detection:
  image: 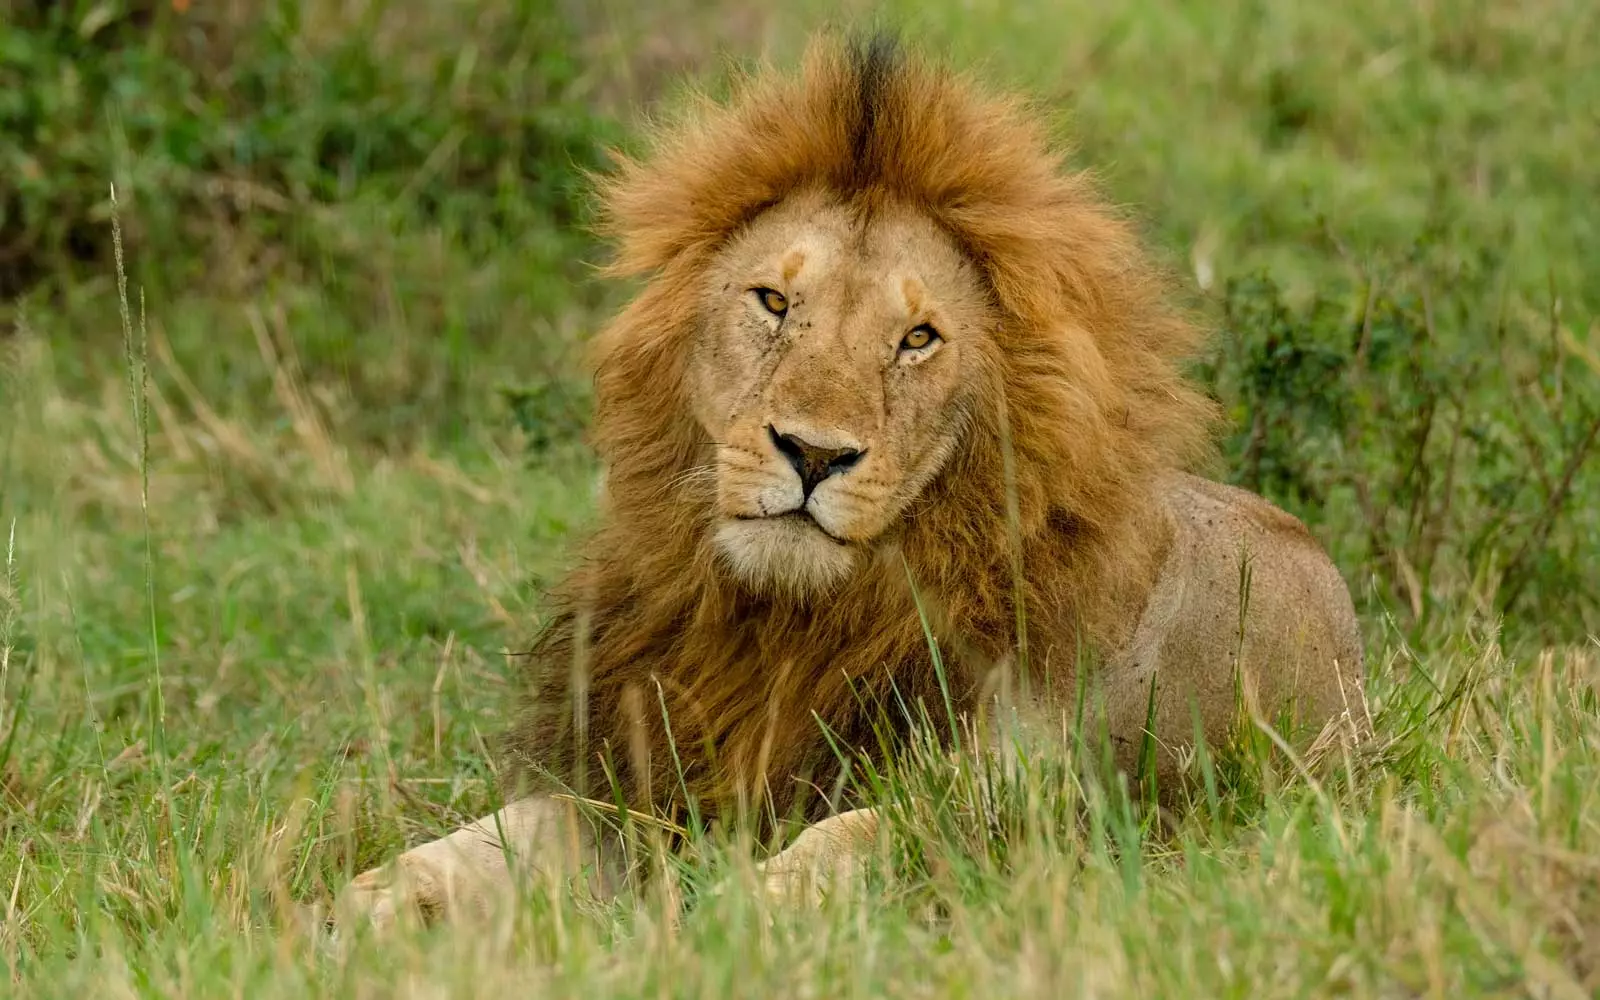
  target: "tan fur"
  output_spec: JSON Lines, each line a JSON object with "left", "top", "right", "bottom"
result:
{"left": 334, "top": 34, "right": 1366, "bottom": 932}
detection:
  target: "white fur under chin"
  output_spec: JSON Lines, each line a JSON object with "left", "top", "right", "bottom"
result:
{"left": 714, "top": 517, "right": 857, "bottom": 596}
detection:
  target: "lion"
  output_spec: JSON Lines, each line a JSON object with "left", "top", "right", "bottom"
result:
{"left": 334, "top": 34, "right": 1366, "bottom": 930}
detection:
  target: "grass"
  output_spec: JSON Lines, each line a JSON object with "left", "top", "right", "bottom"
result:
{"left": 2, "top": 0, "right": 1599, "bottom": 995}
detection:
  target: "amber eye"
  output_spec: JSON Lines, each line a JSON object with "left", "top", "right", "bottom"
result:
{"left": 900, "top": 324, "right": 941, "bottom": 352}
{"left": 754, "top": 287, "right": 788, "bottom": 317}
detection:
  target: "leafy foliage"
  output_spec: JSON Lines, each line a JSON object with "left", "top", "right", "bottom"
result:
{"left": 1203, "top": 228, "right": 1600, "bottom": 638}
{"left": 1, "top": 0, "right": 612, "bottom": 299}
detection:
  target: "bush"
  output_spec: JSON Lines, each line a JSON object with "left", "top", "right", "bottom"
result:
{"left": 1, "top": 0, "right": 619, "bottom": 447}
{"left": 1202, "top": 220, "right": 1600, "bottom": 640}
{"left": 1, "top": 0, "right": 612, "bottom": 297}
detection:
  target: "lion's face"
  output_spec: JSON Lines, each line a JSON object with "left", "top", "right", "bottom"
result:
{"left": 689, "top": 191, "right": 999, "bottom": 595}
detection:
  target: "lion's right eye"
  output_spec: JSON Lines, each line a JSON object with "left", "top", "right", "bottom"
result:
{"left": 753, "top": 287, "right": 788, "bottom": 318}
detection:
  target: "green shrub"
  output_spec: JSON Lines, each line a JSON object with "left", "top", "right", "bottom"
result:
{"left": 1, "top": 0, "right": 612, "bottom": 297}
{"left": 1202, "top": 221, "right": 1600, "bottom": 640}
{"left": 1, "top": 0, "right": 622, "bottom": 455}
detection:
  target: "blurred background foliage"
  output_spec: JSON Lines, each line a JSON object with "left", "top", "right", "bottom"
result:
{"left": 2, "top": 0, "right": 613, "bottom": 447}
{"left": 2, "top": 0, "right": 1596, "bottom": 641}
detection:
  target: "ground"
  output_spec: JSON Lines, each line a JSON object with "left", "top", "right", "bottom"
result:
{"left": 1, "top": 0, "right": 1598, "bottom": 996}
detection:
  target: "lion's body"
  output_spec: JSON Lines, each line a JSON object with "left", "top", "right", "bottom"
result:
{"left": 1110, "top": 473, "right": 1365, "bottom": 781}
{"left": 334, "top": 35, "right": 1367, "bottom": 931}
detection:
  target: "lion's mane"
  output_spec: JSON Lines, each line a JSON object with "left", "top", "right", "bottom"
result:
{"left": 504, "top": 34, "right": 1218, "bottom": 831}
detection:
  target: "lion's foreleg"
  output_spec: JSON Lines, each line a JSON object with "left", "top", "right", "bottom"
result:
{"left": 334, "top": 795, "right": 618, "bottom": 933}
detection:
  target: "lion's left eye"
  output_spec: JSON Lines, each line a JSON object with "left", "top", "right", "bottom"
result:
{"left": 753, "top": 287, "right": 788, "bottom": 318}
{"left": 900, "top": 324, "right": 941, "bottom": 353}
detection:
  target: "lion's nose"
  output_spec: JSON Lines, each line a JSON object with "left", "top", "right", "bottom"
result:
{"left": 768, "top": 425, "right": 865, "bottom": 498}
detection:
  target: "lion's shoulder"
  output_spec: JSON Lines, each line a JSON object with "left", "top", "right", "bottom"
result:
{"left": 1158, "top": 472, "right": 1318, "bottom": 548}
{"left": 1147, "top": 470, "right": 1362, "bottom": 672}
{"left": 1104, "top": 473, "right": 1367, "bottom": 775}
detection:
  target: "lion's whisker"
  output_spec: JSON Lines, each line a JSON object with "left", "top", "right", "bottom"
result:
{"left": 654, "top": 464, "right": 718, "bottom": 501}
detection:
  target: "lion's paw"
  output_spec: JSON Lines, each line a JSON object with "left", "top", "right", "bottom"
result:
{"left": 757, "top": 863, "right": 831, "bottom": 910}
{"left": 754, "top": 814, "right": 876, "bottom": 911}
{"left": 333, "top": 854, "right": 448, "bottom": 936}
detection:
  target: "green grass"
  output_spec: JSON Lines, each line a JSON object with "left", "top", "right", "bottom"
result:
{"left": 2, "top": 0, "right": 1599, "bottom": 995}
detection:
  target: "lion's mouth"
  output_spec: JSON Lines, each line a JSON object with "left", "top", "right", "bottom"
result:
{"left": 733, "top": 509, "right": 851, "bottom": 546}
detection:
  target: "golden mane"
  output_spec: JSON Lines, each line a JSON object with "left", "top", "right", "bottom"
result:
{"left": 505, "top": 34, "right": 1218, "bottom": 831}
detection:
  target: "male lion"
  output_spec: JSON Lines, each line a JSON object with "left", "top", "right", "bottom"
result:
{"left": 336, "top": 35, "right": 1366, "bottom": 929}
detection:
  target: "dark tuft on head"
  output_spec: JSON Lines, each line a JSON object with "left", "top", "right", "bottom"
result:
{"left": 845, "top": 31, "right": 903, "bottom": 188}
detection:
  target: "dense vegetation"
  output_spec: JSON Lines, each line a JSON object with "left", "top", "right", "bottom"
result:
{"left": 2, "top": 0, "right": 1596, "bottom": 994}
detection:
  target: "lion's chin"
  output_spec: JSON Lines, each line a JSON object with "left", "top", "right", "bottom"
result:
{"left": 713, "top": 515, "right": 857, "bottom": 596}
